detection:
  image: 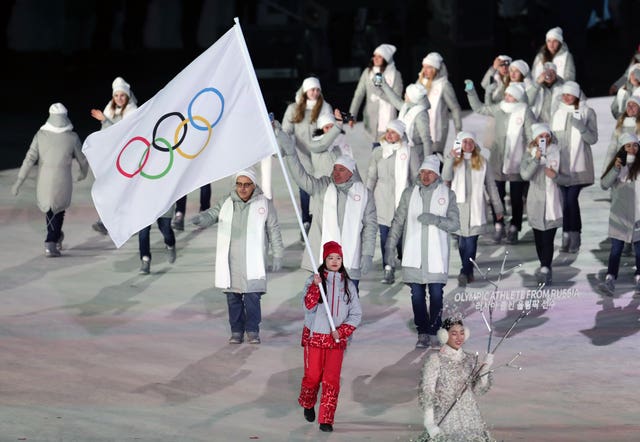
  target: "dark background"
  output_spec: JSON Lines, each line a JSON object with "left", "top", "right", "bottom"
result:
{"left": 2, "top": 0, "right": 638, "bottom": 170}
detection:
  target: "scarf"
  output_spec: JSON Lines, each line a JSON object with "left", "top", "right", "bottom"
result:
{"left": 399, "top": 103, "right": 427, "bottom": 146}
{"left": 214, "top": 195, "right": 268, "bottom": 289}
{"left": 451, "top": 159, "right": 487, "bottom": 227}
{"left": 369, "top": 64, "right": 397, "bottom": 133}
{"left": 552, "top": 102, "right": 587, "bottom": 173}
{"left": 427, "top": 77, "right": 446, "bottom": 142}
{"left": 381, "top": 141, "right": 410, "bottom": 208}
{"left": 320, "top": 181, "right": 367, "bottom": 270}
{"left": 402, "top": 184, "right": 449, "bottom": 274}
{"left": 536, "top": 146, "right": 563, "bottom": 222}
{"left": 499, "top": 101, "right": 527, "bottom": 174}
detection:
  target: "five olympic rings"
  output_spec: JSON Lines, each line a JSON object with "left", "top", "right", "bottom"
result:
{"left": 115, "top": 87, "right": 224, "bottom": 179}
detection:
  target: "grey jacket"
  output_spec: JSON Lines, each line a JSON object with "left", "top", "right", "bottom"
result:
{"left": 380, "top": 81, "right": 433, "bottom": 158}
{"left": 285, "top": 152, "right": 377, "bottom": 279}
{"left": 366, "top": 143, "right": 422, "bottom": 226}
{"left": 553, "top": 105, "right": 598, "bottom": 186}
{"left": 601, "top": 166, "right": 640, "bottom": 243}
{"left": 198, "top": 186, "right": 284, "bottom": 293}
{"left": 282, "top": 100, "right": 337, "bottom": 174}
{"left": 350, "top": 66, "right": 404, "bottom": 139}
{"left": 418, "top": 73, "right": 463, "bottom": 153}
{"left": 481, "top": 67, "right": 507, "bottom": 104}
{"left": 302, "top": 271, "right": 362, "bottom": 336}
{"left": 520, "top": 145, "right": 569, "bottom": 231}
{"left": 466, "top": 88, "right": 535, "bottom": 181}
{"left": 442, "top": 155, "right": 504, "bottom": 236}
{"left": 16, "top": 129, "right": 89, "bottom": 214}
{"left": 386, "top": 177, "right": 460, "bottom": 284}
{"left": 529, "top": 77, "right": 565, "bottom": 123}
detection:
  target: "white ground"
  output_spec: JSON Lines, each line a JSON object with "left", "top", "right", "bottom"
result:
{"left": 1, "top": 97, "right": 639, "bottom": 441}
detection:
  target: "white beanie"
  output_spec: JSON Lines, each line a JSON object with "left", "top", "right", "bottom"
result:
{"left": 374, "top": 44, "right": 396, "bottom": 62}
{"left": 626, "top": 95, "right": 640, "bottom": 108}
{"left": 561, "top": 81, "right": 581, "bottom": 98}
{"left": 543, "top": 62, "right": 557, "bottom": 72}
{"left": 386, "top": 119, "right": 406, "bottom": 137}
{"left": 112, "top": 77, "right": 131, "bottom": 96}
{"left": 627, "top": 63, "right": 640, "bottom": 80}
{"left": 420, "top": 154, "right": 441, "bottom": 175}
{"left": 405, "top": 83, "right": 427, "bottom": 104}
{"left": 317, "top": 113, "right": 335, "bottom": 129}
{"left": 619, "top": 132, "right": 639, "bottom": 148}
{"left": 334, "top": 155, "right": 357, "bottom": 173}
{"left": 546, "top": 27, "right": 564, "bottom": 43}
{"left": 302, "top": 77, "right": 321, "bottom": 93}
{"left": 510, "top": 59, "right": 530, "bottom": 77}
{"left": 422, "top": 52, "right": 443, "bottom": 70}
{"left": 49, "top": 103, "right": 68, "bottom": 115}
{"left": 235, "top": 168, "right": 257, "bottom": 184}
{"left": 531, "top": 123, "right": 552, "bottom": 140}
{"left": 505, "top": 83, "right": 526, "bottom": 102}
{"left": 456, "top": 131, "right": 477, "bottom": 145}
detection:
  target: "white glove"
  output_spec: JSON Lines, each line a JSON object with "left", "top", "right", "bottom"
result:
{"left": 11, "top": 182, "right": 20, "bottom": 196}
{"left": 190, "top": 214, "right": 203, "bottom": 226}
{"left": 480, "top": 353, "right": 494, "bottom": 375}
{"left": 424, "top": 408, "right": 441, "bottom": 438}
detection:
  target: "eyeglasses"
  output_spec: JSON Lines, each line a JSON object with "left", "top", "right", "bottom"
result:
{"left": 235, "top": 182, "right": 254, "bottom": 189}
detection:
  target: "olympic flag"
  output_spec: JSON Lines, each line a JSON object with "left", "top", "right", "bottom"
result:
{"left": 83, "top": 20, "right": 277, "bottom": 247}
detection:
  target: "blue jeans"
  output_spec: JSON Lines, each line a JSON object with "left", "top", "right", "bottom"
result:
{"left": 458, "top": 235, "right": 478, "bottom": 277}
{"left": 560, "top": 185, "right": 585, "bottom": 232}
{"left": 607, "top": 238, "right": 640, "bottom": 279}
{"left": 175, "top": 183, "right": 212, "bottom": 214}
{"left": 138, "top": 218, "right": 176, "bottom": 260}
{"left": 380, "top": 224, "right": 402, "bottom": 268}
{"left": 45, "top": 210, "right": 64, "bottom": 243}
{"left": 408, "top": 283, "right": 444, "bottom": 335}
{"left": 495, "top": 180, "right": 525, "bottom": 230}
{"left": 225, "top": 292, "right": 263, "bottom": 334}
{"left": 299, "top": 188, "right": 312, "bottom": 224}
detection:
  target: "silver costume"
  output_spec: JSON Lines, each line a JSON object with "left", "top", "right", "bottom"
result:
{"left": 416, "top": 345, "right": 494, "bottom": 441}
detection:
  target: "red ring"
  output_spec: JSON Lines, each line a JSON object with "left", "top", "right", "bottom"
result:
{"left": 116, "top": 136, "right": 151, "bottom": 178}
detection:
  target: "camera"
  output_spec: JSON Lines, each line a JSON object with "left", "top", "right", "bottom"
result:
{"left": 340, "top": 111, "right": 355, "bottom": 124}
{"left": 573, "top": 110, "right": 581, "bottom": 120}
{"left": 617, "top": 149, "right": 627, "bottom": 167}
{"left": 538, "top": 137, "right": 546, "bottom": 155}
{"left": 373, "top": 72, "right": 383, "bottom": 87}
{"left": 453, "top": 140, "right": 462, "bottom": 158}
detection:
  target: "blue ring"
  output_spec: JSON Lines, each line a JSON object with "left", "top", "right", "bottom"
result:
{"left": 188, "top": 87, "right": 224, "bottom": 131}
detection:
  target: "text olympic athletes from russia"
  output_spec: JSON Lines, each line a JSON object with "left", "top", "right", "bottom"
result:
{"left": 453, "top": 288, "right": 580, "bottom": 312}
{"left": 116, "top": 87, "right": 225, "bottom": 179}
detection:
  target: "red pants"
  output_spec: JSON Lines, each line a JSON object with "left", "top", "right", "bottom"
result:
{"left": 298, "top": 345, "right": 344, "bottom": 424}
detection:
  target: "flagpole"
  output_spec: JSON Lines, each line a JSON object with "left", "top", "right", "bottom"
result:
{"left": 232, "top": 18, "right": 339, "bottom": 339}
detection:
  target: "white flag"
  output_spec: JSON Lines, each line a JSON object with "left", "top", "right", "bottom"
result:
{"left": 83, "top": 21, "right": 276, "bottom": 247}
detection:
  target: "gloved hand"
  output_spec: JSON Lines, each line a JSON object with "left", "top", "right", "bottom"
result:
{"left": 464, "top": 79, "right": 474, "bottom": 92}
{"left": 276, "top": 131, "right": 296, "bottom": 156}
{"left": 570, "top": 116, "right": 586, "bottom": 132}
{"left": 424, "top": 408, "right": 442, "bottom": 438}
{"left": 190, "top": 214, "right": 203, "bottom": 226}
{"left": 271, "top": 256, "right": 283, "bottom": 272}
{"left": 75, "top": 173, "right": 87, "bottom": 182}
{"left": 11, "top": 182, "right": 21, "bottom": 196}
{"left": 417, "top": 213, "right": 440, "bottom": 226}
{"left": 360, "top": 254, "right": 373, "bottom": 274}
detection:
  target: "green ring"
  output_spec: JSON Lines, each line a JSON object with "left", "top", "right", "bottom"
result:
{"left": 140, "top": 137, "right": 174, "bottom": 179}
